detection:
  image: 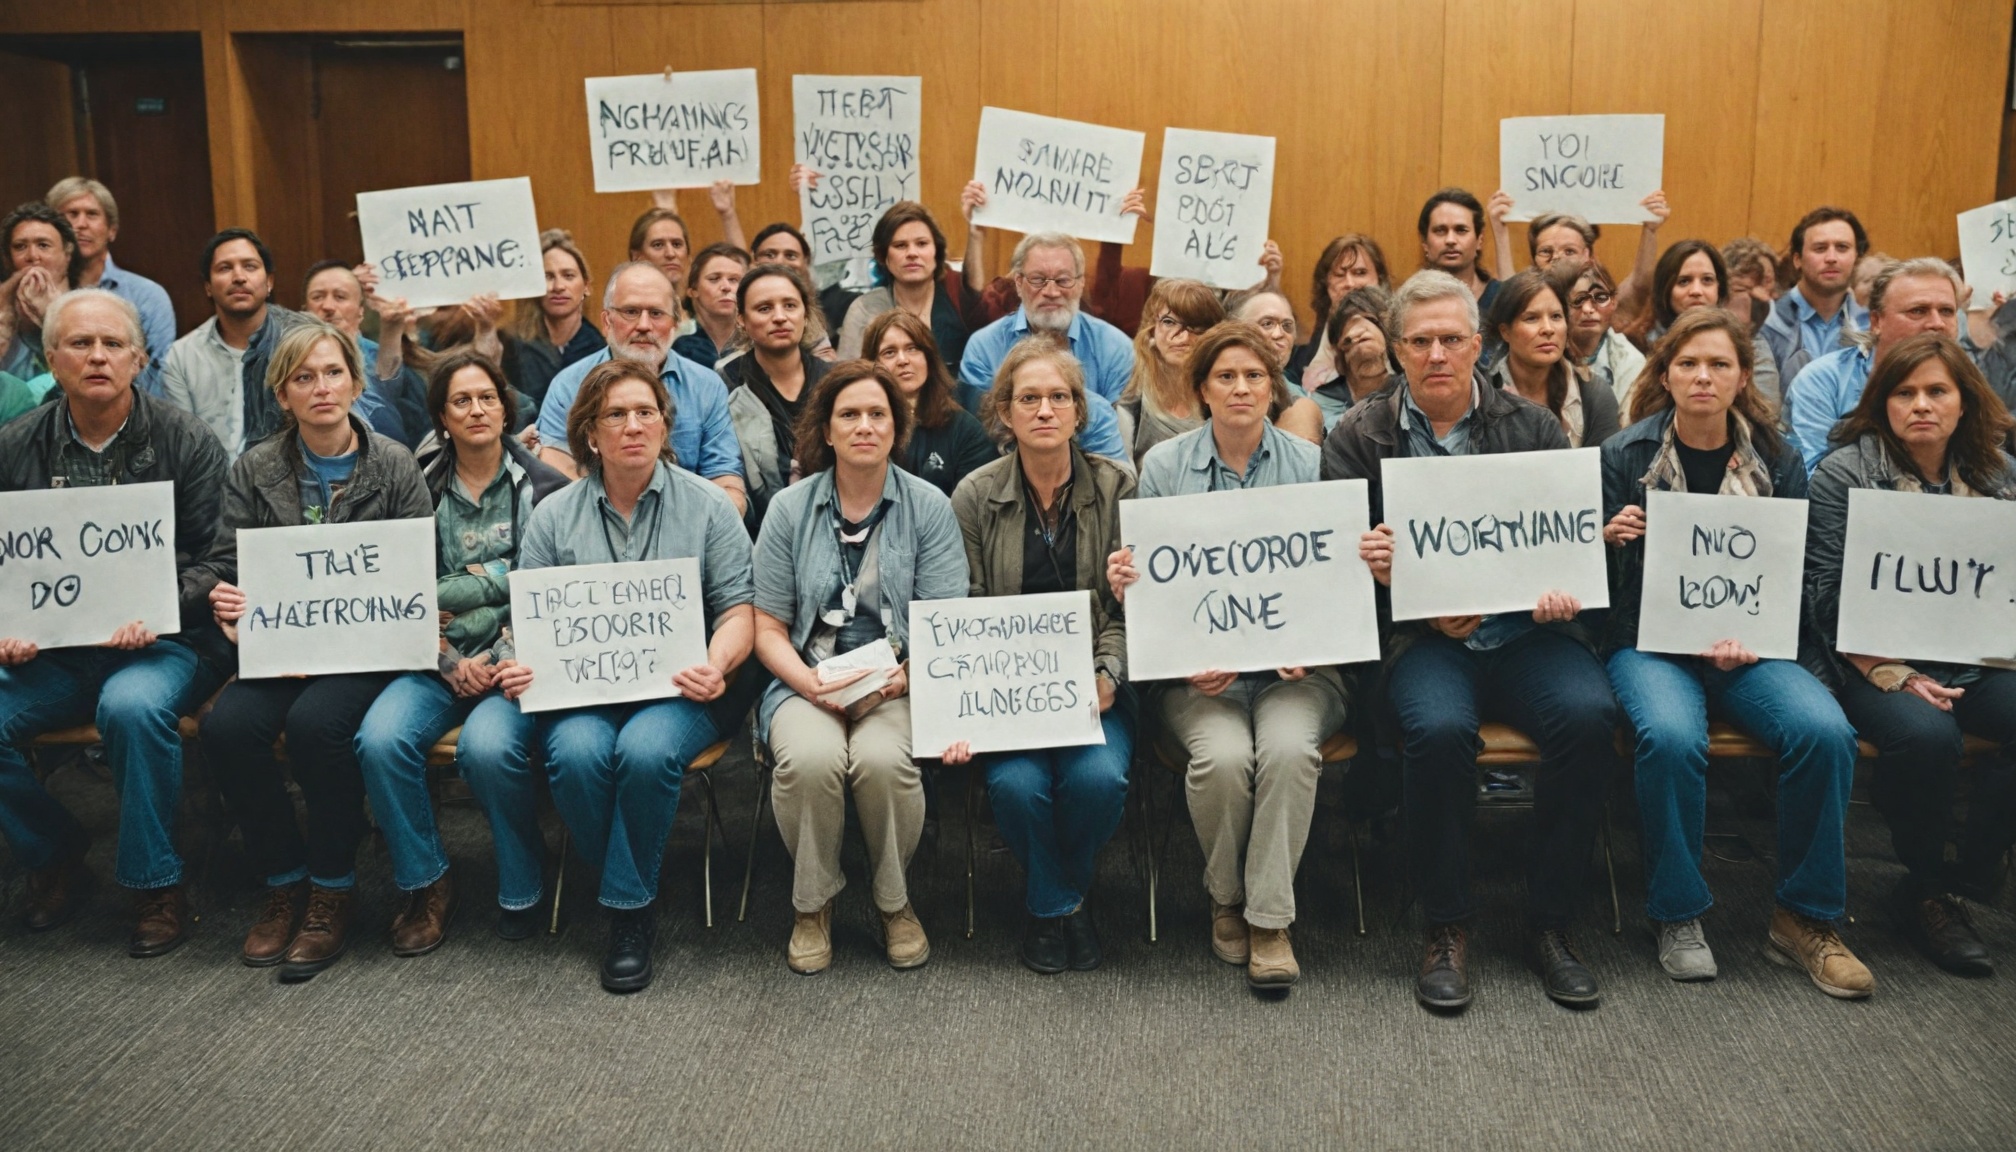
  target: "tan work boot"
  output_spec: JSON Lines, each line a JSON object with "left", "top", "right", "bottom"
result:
{"left": 1766, "top": 905, "right": 1875, "bottom": 999}
{"left": 787, "top": 901, "right": 833, "bottom": 975}
{"left": 1210, "top": 899, "right": 1248, "bottom": 965}
{"left": 1248, "top": 925, "right": 1300, "bottom": 989}
{"left": 881, "top": 903, "right": 930, "bottom": 970}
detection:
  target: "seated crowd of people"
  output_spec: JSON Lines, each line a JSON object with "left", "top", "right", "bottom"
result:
{"left": 2, "top": 172, "right": 2013, "bottom": 1012}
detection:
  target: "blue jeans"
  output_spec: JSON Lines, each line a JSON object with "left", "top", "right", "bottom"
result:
{"left": 1386, "top": 628, "right": 1619, "bottom": 928}
{"left": 355, "top": 674, "right": 543, "bottom": 909}
{"left": 1608, "top": 649, "right": 1857, "bottom": 922}
{"left": 0, "top": 643, "right": 222, "bottom": 888}
{"left": 541, "top": 697, "right": 720, "bottom": 910}
{"left": 985, "top": 714, "right": 1134, "bottom": 918}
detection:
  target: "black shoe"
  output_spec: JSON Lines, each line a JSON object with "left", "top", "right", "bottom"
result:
{"left": 1896, "top": 888, "right": 1993, "bottom": 977}
{"left": 1020, "top": 915, "right": 1069, "bottom": 975}
{"left": 1416, "top": 923, "right": 1472, "bottom": 1010}
{"left": 496, "top": 904, "right": 541, "bottom": 942}
{"left": 1062, "top": 906, "right": 1101, "bottom": 971}
{"left": 1535, "top": 928, "right": 1600, "bottom": 1007}
{"left": 600, "top": 908, "right": 655, "bottom": 993}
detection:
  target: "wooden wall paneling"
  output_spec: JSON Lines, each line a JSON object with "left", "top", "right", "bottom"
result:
{"left": 0, "top": 51, "right": 77, "bottom": 211}
{"left": 225, "top": 35, "right": 322, "bottom": 296}
{"left": 975, "top": 0, "right": 1061, "bottom": 274}
{"left": 1569, "top": 0, "right": 1764, "bottom": 279}
{"left": 1862, "top": 0, "right": 2008, "bottom": 261}
{"left": 1438, "top": 0, "right": 1573, "bottom": 281}
{"left": 314, "top": 47, "right": 474, "bottom": 281}
{"left": 1747, "top": 0, "right": 1888, "bottom": 256}
{"left": 80, "top": 0, "right": 203, "bottom": 32}
{"left": 201, "top": 26, "right": 245, "bottom": 228}
{"left": 463, "top": 0, "right": 617, "bottom": 286}
{"left": 216, "top": 0, "right": 465, "bottom": 33}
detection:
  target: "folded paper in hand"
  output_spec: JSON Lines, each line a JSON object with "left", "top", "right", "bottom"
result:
{"left": 815, "top": 639, "right": 899, "bottom": 708}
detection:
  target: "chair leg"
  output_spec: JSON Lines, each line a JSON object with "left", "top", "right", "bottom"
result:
{"left": 1602, "top": 798, "right": 1621, "bottom": 937}
{"left": 1350, "top": 822, "right": 1367, "bottom": 937}
{"left": 963, "top": 765, "right": 978, "bottom": 940}
{"left": 737, "top": 759, "right": 771, "bottom": 923}
{"left": 698, "top": 770, "right": 717, "bottom": 929}
{"left": 549, "top": 830, "right": 570, "bottom": 936}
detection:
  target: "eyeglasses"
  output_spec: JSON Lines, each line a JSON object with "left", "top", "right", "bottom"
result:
{"left": 597, "top": 406, "right": 664, "bottom": 428}
{"left": 1020, "top": 274, "right": 1078, "bottom": 293}
{"left": 610, "top": 305, "right": 675, "bottom": 324}
{"left": 447, "top": 392, "right": 503, "bottom": 413}
{"left": 1400, "top": 333, "right": 1473, "bottom": 354}
{"left": 1568, "top": 291, "right": 1614, "bottom": 310}
{"left": 1012, "top": 390, "right": 1077, "bottom": 410}
{"left": 1252, "top": 317, "right": 1297, "bottom": 336}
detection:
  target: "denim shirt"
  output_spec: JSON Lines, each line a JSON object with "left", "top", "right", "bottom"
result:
{"left": 751, "top": 463, "right": 969, "bottom": 733}
{"left": 1136, "top": 419, "right": 1319, "bottom": 498}
{"left": 534, "top": 348, "right": 745, "bottom": 481}
{"left": 98, "top": 253, "right": 177, "bottom": 398}
{"left": 958, "top": 306, "right": 1135, "bottom": 402}
{"left": 518, "top": 460, "right": 755, "bottom": 633}
{"left": 1783, "top": 344, "right": 1871, "bottom": 475}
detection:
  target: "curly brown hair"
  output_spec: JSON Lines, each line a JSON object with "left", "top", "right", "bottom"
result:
{"left": 1833, "top": 333, "right": 2014, "bottom": 489}
{"left": 793, "top": 360, "right": 912, "bottom": 475}
{"left": 1625, "top": 308, "right": 1784, "bottom": 457}
{"left": 565, "top": 358, "right": 677, "bottom": 472}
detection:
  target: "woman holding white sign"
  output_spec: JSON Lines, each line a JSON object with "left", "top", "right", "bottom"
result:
{"left": 1599, "top": 309, "right": 1867, "bottom": 995}
{"left": 752, "top": 361, "right": 968, "bottom": 975}
{"left": 1485, "top": 266, "right": 1620, "bottom": 449}
{"left": 1804, "top": 334, "right": 2016, "bottom": 979}
{"left": 504, "top": 358, "right": 756, "bottom": 993}
{"left": 354, "top": 351, "right": 568, "bottom": 957}
{"left": 944, "top": 340, "right": 1136, "bottom": 974}
{"left": 1108, "top": 321, "right": 1349, "bottom": 991}
{"left": 201, "top": 322, "right": 434, "bottom": 981}
{"left": 835, "top": 202, "right": 992, "bottom": 367}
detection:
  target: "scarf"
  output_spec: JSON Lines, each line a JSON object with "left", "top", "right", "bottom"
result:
{"left": 1638, "top": 410, "right": 1776, "bottom": 498}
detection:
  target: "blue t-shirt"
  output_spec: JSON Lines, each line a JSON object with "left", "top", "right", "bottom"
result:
{"left": 298, "top": 441, "right": 359, "bottom": 523}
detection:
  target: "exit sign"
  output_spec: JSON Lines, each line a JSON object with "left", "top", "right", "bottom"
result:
{"left": 134, "top": 97, "right": 167, "bottom": 115}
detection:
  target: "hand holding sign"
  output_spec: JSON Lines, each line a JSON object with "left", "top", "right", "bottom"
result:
{"left": 970, "top": 107, "right": 1145, "bottom": 244}
{"left": 1499, "top": 115, "right": 1665, "bottom": 225}
{"left": 235, "top": 519, "right": 440, "bottom": 679}
{"left": 793, "top": 75, "right": 921, "bottom": 266}
{"left": 1150, "top": 128, "right": 1277, "bottom": 290}
{"left": 356, "top": 178, "right": 545, "bottom": 311}
{"left": 1636, "top": 491, "right": 1808, "bottom": 660}
{"left": 0, "top": 483, "right": 180, "bottom": 651}
{"left": 585, "top": 70, "right": 761, "bottom": 193}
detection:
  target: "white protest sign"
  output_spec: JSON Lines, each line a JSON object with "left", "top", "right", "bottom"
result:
{"left": 1150, "top": 128, "right": 1275, "bottom": 290}
{"left": 970, "top": 107, "right": 1144, "bottom": 244}
{"left": 1835, "top": 488, "right": 2016, "bottom": 667}
{"left": 507, "top": 558, "right": 710, "bottom": 714}
{"left": 236, "top": 518, "right": 438, "bottom": 679}
{"left": 793, "top": 75, "right": 921, "bottom": 267}
{"left": 356, "top": 177, "right": 545, "bottom": 310}
{"left": 1499, "top": 115, "right": 1664, "bottom": 224}
{"left": 1384, "top": 449, "right": 1609, "bottom": 621}
{"left": 585, "top": 70, "right": 761, "bottom": 192}
{"left": 908, "top": 591, "right": 1104, "bottom": 755}
{"left": 0, "top": 483, "right": 180, "bottom": 649}
{"left": 1636, "top": 492, "right": 1809, "bottom": 660}
{"left": 1119, "top": 480, "right": 1378, "bottom": 680}
{"left": 1957, "top": 198, "right": 2016, "bottom": 306}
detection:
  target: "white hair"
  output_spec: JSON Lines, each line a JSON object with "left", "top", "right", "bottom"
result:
{"left": 1010, "top": 231, "right": 1085, "bottom": 278}
{"left": 1386, "top": 270, "right": 1478, "bottom": 340}
{"left": 42, "top": 288, "right": 148, "bottom": 366}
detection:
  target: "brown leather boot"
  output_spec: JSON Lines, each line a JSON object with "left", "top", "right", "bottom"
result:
{"left": 389, "top": 872, "right": 457, "bottom": 957}
{"left": 21, "top": 839, "right": 91, "bottom": 932}
{"left": 129, "top": 886, "right": 190, "bottom": 958}
{"left": 243, "top": 881, "right": 306, "bottom": 967}
{"left": 279, "top": 886, "right": 353, "bottom": 981}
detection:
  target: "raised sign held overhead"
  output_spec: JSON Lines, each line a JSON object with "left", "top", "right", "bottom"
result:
{"left": 507, "top": 558, "right": 711, "bottom": 715}
{"left": 1119, "top": 480, "right": 1378, "bottom": 680}
{"left": 1636, "top": 491, "right": 1809, "bottom": 660}
{"left": 793, "top": 75, "right": 921, "bottom": 268}
{"left": 0, "top": 483, "right": 180, "bottom": 650}
{"left": 1499, "top": 114, "right": 1664, "bottom": 225}
{"left": 1957, "top": 197, "right": 2016, "bottom": 305}
{"left": 235, "top": 518, "right": 439, "bottom": 679}
{"left": 1835, "top": 488, "right": 2016, "bottom": 668}
{"left": 1383, "top": 449, "right": 1609, "bottom": 621}
{"left": 1150, "top": 127, "right": 1276, "bottom": 291}
{"left": 970, "top": 107, "right": 1144, "bottom": 244}
{"left": 908, "top": 591, "right": 1104, "bottom": 756}
{"left": 356, "top": 177, "right": 545, "bottom": 311}
{"left": 586, "top": 69, "right": 762, "bottom": 193}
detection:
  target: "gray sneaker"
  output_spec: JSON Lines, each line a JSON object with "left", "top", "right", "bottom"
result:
{"left": 1656, "top": 918, "right": 1718, "bottom": 981}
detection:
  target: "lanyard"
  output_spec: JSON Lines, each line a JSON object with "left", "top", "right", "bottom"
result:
{"left": 828, "top": 499, "right": 889, "bottom": 620}
{"left": 598, "top": 486, "right": 664, "bottom": 562}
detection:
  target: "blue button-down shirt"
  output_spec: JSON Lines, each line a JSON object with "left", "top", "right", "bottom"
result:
{"left": 1136, "top": 419, "right": 1319, "bottom": 498}
{"left": 959, "top": 306, "right": 1134, "bottom": 403}
{"left": 535, "top": 348, "right": 744, "bottom": 481}
{"left": 1783, "top": 344, "right": 1872, "bottom": 475}
{"left": 97, "top": 253, "right": 178, "bottom": 398}
{"left": 1764, "top": 286, "right": 1867, "bottom": 385}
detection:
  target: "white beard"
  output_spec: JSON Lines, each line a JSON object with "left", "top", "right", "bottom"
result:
{"left": 1026, "top": 304, "right": 1075, "bottom": 335}
{"left": 610, "top": 341, "right": 668, "bottom": 372}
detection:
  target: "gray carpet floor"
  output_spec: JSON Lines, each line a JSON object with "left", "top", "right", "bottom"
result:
{"left": 3, "top": 742, "right": 2014, "bottom": 1152}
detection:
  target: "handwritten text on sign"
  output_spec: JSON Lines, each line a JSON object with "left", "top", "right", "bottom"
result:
{"left": 1636, "top": 491, "right": 1809, "bottom": 660}
{"left": 356, "top": 178, "right": 545, "bottom": 310}
{"left": 970, "top": 107, "right": 1144, "bottom": 244}
{"left": 1957, "top": 197, "right": 2016, "bottom": 305}
{"left": 1120, "top": 480, "right": 1378, "bottom": 680}
{"left": 793, "top": 75, "right": 921, "bottom": 266}
{"left": 1836, "top": 488, "right": 2016, "bottom": 668}
{"left": 1150, "top": 128, "right": 1276, "bottom": 290}
{"left": 0, "top": 483, "right": 180, "bottom": 649}
{"left": 586, "top": 70, "right": 761, "bottom": 192}
{"left": 236, "top": 518, "right": 438, "bottom": 678}
{"left": 1499, "top": 115, "right": 1664, "bottom": 225}
{"left": 908, "top": 591, "right": 1103, "bottom": 755}
{"left": 1384, "top": 449, "right": 1609, "bottom": 621}
{"left": 507, "top": 558, "right": 709, "bottom": 714}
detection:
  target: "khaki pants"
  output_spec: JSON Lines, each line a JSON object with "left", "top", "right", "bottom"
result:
{"left": 769, "top": 694, "right": 922, "bottom": 914}
{"left": 1161, "top": 672, "right": 1347, "bottom": 929}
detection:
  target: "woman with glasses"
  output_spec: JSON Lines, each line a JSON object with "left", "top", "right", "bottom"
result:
{"left": 1486, "top": 191, "right": 1669, "bottom": 323}
{"left": 1486, "top": 266, "right": 1620, "bottom": 448}
{"left": 1118, "top": 279, "right": 1225, "bottom": 462}
{"left": 723, "top": 263, "right": 829, "bottom": 530}
{"left": 752, "top": 362, "right": 968, "bottom": 975}
{"left": 865, "top": 309, "right": 995, "bottom": 496}
{"left": 354, "top": 350, "right": 569, "bottom": 957}
{"left": 1107, "top": 321, "right": 1350, "bottom": 992}
{"left": 1227, "top": 289, "right": 1326, "bottom": 442}
{"left": 506, "top": 357, "right": 757, "bottom": 993}
{"left": 941, "top": 341, "right": 1135, "bottom": 974}
{"left": 1564, "top": 263, "right": 1646, "bottom": 405}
